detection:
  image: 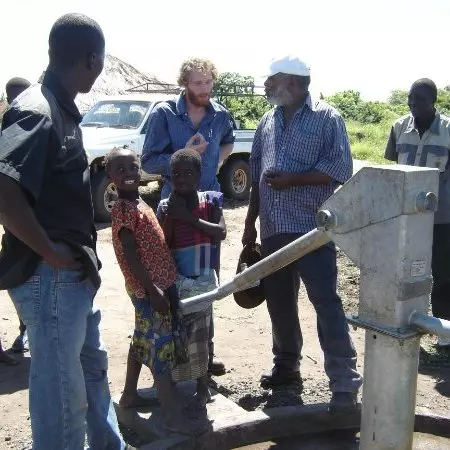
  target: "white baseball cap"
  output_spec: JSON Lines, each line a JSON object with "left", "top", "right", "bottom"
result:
{"left": 264, "top": 55, "right": 311, "bottom": 78}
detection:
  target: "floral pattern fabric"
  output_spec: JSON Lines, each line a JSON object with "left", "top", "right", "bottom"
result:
{"left": 111, "top": 199, "right": 177, "bottom": 298}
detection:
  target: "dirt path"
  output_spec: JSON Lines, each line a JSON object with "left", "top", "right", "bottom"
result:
{"left": 0, "top": 201, "right": 449, "bottom": 449}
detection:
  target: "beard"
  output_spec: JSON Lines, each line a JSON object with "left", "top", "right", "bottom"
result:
{"left": 185, "top": 87, "right": 211, "bottom": 107}
{"left": 266, "top": 87, "right": 294, "bottom": 106}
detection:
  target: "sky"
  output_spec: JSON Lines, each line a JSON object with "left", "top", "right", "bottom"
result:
{"left": 1, "top": 0, "right": 450, "bottom": 101}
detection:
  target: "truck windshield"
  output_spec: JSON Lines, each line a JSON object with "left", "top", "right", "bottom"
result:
{"left": 81, "top": 101, "right": 151, "bottom": 129}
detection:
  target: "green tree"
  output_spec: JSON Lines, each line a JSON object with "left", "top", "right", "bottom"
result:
{"left": 437, "top": 88, "right": 450, "bottom": 116}
{"left": 214, "top": 72, "right": 256, "bottom": 96}
{"left": 388, "top": 89, "right": 408, "bottom": 106}
{"left": 327, "top": 90, "right": 362, "bottom": 121}
{"left": 327, "top": 90, "right": 390, "bottom": 124}
{"left": 213, "top": 72, "right": 271, "bottom": 129}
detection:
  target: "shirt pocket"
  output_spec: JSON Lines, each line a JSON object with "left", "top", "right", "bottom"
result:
{"left": 284, "top": 132, "right": 321, "bottom": 170}
{"left": 424, "top": 146, "right": 448, "bottom": 172}
{"left": 396, "top": 143, "right": 415, "bottom": 165}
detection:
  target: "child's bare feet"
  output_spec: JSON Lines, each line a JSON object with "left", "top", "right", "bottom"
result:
{"left": 154, "top": 373, "right": 209, "bottom": 435}
{"left": 183, "top": 376, "right": 211, "bottom": 418}
{"left": 119, "top": 392, "right": 159, "bottom": 409}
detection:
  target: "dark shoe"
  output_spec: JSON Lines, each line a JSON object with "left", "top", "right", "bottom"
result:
{"left": 329, "top": 392, "right": 358, "bottom": 413}
{"left": 260, "top": 366, "right": 302, "bottom": 389}
{"left": 12, "top": 332, "right": 28, "bottom": 353}
{"left": 208, "top": 357, "right": 226, "bottom": 376}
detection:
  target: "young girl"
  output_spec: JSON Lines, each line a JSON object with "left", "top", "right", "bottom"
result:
{"left": 158, "top": 148, "right": 227, "bottom": 411}
{"left": 106, "top": 147, "right": 198, "bottom": 434}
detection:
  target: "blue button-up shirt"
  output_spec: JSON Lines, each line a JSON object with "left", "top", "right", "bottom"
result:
{"left": 142, "top": 93, "right": 235, "bottom": 199}
{"left": 250, "top": 95, "right": 353, "bottom": 239}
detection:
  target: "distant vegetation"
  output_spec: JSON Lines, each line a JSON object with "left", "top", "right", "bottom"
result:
{"left": 327, "top": 88, "right": 450, "bottom": 163}
{"left": 216, "top": 72, "right": 450, "bottom": 163}
{"left": 2, "top": 71, "right": 449, "bottom": 164}
{"left": 213, "top": 72, "right": 271, "bottom": 129}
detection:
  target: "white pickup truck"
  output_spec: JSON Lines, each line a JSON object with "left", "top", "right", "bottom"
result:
{"left": 81, "top": 93, "right": 255, "bottom": 222}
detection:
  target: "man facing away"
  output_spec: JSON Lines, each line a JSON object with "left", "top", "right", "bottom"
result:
{"left": 0, "top": 13, "right": 132, "bottom": 450}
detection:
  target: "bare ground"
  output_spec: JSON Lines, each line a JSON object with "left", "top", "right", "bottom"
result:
{"left": 0, "top": 200, "right": 449, "bottom": 449}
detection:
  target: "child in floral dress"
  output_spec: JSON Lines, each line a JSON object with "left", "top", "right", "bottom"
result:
{"left": 106, "top": 147, "right": 199, "bottom": 434}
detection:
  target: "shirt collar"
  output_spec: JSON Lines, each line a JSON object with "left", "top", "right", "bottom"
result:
{"left": 305, "top": 93, "right": 315, "bottom": 111}
{"left": 42, "top": 70, "right": 82, "bottom": 124}
{"left": 175, "top": 92, "right": 220, "bottom": 116}
{"left": 405, "top": 112, "right": 440, "bottom": 135}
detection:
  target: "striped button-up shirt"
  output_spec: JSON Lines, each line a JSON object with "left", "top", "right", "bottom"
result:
{"left": 250, "top": 95, "right": 353, "bottom": 239}
{"left": 385, "top": 112, "right": 450, "bottom": 224}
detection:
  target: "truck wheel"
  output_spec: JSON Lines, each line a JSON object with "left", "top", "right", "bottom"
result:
{"left": 91, "top": 171, "right": 117, "bottom": 222}
{"left": 220, "top": 159, "right": 251, "bottom": 201}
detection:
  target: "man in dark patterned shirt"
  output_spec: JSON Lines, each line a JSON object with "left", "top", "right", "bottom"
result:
{"left": 243, "top": 55, "right": 362, "bottom": 412}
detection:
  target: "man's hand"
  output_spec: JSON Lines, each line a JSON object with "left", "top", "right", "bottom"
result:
{"left": 186, "top": 133, "right": 208, "bottom": 155}
{"left": 43, "top": 242, "right": 81, "bottom": 269}
{"left": 264, "top": 171, "right": 294, "bottom": 190}
{"left": 166, "top": 193, "right": 194, "bottom": 223}
{"left": 242, "top": 222, "right": 257, "bottom": 246}
{"left": 148, "top": 286, "right": 170, "bottom": 313}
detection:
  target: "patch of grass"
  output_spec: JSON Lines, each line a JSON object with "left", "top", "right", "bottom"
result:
{"left": 347, "top": 120, "right": 393, "bottom": 164}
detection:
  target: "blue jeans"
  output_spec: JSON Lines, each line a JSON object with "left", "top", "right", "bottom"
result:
{"left": 8, "top": 263, "right": 125, "bottom": 450}
{"left": 261, "top": 234, "right": 363, "bottom": 393}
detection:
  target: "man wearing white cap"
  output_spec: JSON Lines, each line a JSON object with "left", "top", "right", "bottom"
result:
{"left": 242, "top": 55, "right": 362, "bottom": 412}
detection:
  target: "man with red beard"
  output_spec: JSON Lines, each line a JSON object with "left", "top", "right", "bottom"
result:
{"left": 140, "top": 58, "right": 235, "bottom": 381}
{"left": 142, "top": 58, "right": 235, "bottom": 201}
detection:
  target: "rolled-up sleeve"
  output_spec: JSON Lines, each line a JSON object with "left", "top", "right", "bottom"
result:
{"left": 141, "top": 105, "right": 172, "bottom": 177}
{"left": 315, "top": 112, "right": 353, "bottom": 184}
{"left": 220, "top": 112, "right": 236, "bottom": 145}
{"left": 0, "top": 107, "right": 52, "bottom": 202}
{"left": 250, "top": 120, "right": 264, "bottom": 183}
